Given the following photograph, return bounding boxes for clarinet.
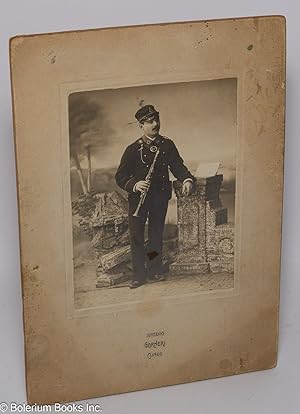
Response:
[132,148,160,217]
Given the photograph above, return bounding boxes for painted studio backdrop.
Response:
[69,78,237,309]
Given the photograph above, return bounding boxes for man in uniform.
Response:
[115,104,195,289]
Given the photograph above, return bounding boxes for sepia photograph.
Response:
[69,78,237,309]
[9,16,285,404]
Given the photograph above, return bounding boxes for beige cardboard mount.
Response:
[10,15,286,404]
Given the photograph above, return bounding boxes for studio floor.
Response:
[74,258,234,309]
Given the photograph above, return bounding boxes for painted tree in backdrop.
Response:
[69,92,114,194]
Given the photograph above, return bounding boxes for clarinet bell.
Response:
[132,210,140,218]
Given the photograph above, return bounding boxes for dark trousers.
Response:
[128,190,169,282]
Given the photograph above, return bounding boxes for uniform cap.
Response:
[135,105,159,122]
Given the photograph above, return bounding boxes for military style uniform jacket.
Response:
[115,134,195,200]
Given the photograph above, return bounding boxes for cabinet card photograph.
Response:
[10,16,285,404]
[69,78,237,309]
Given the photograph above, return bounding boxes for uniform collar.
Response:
[142,134,161,146]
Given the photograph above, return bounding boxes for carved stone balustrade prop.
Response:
[170,175,234,275]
